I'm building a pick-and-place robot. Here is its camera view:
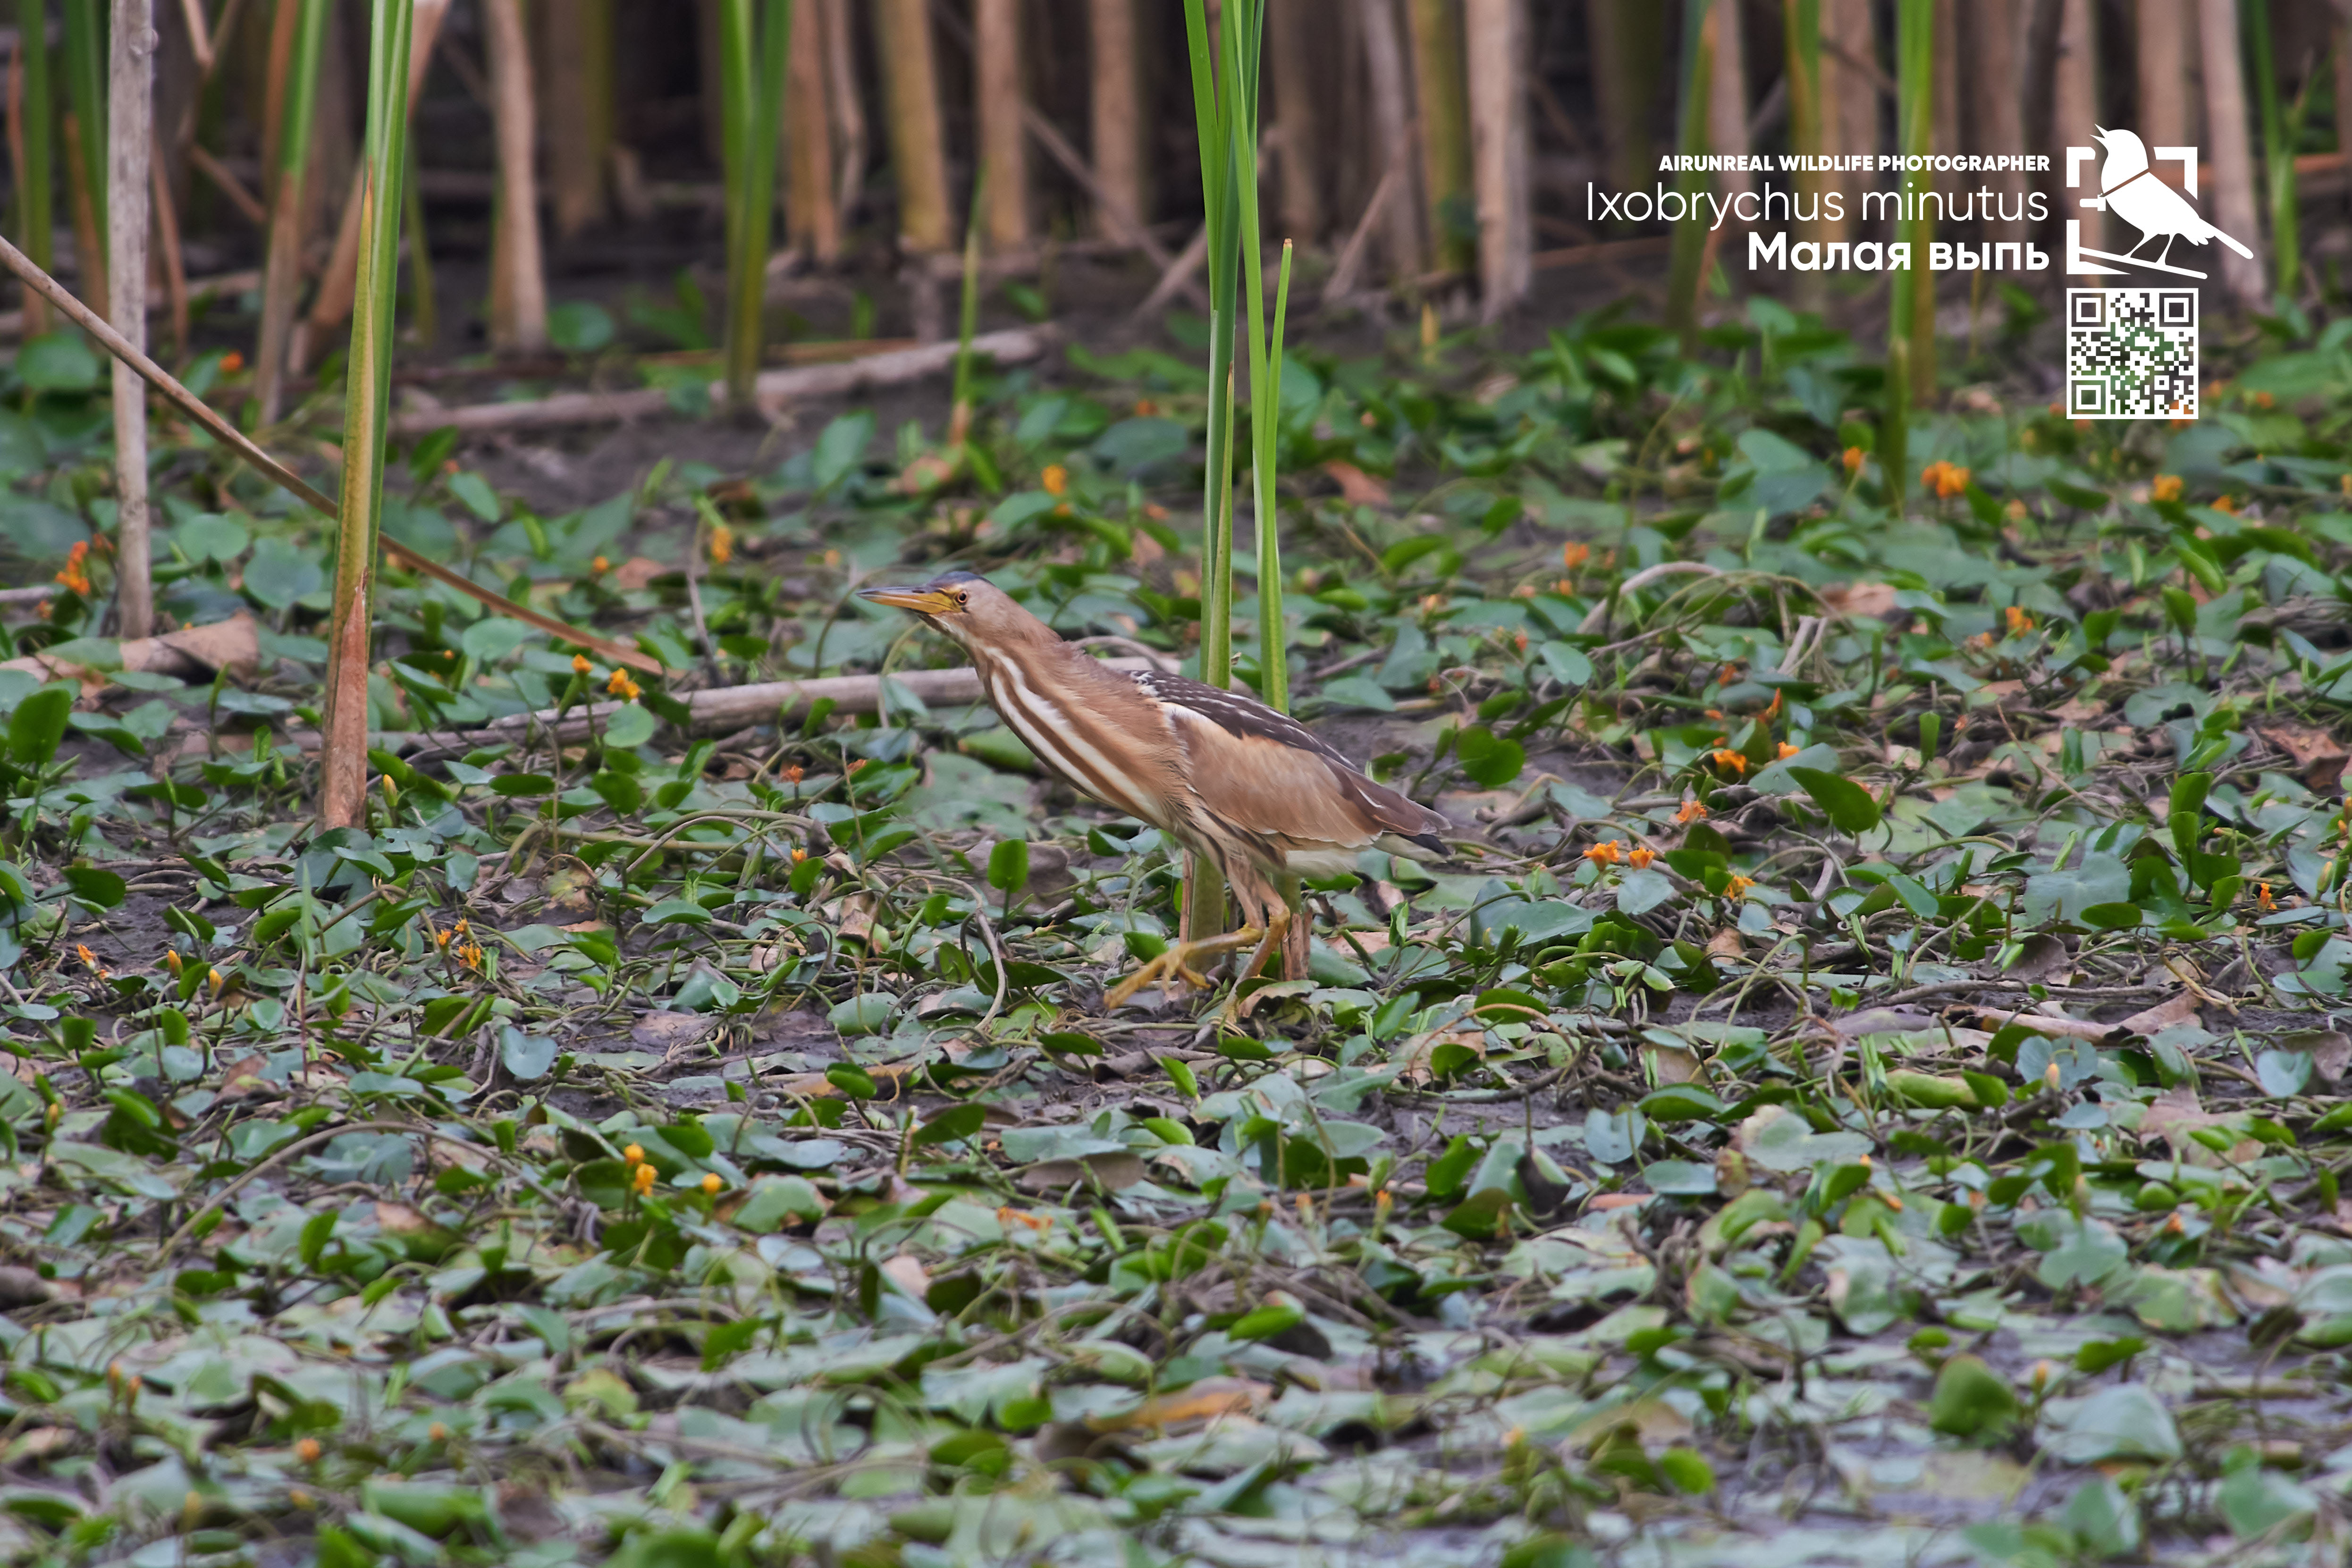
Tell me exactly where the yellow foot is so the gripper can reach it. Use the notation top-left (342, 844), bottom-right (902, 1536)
top-left (1105, 927), bottom-right (1263, 1008)
top-left (1220, 910), bottom-right (1296, 1024)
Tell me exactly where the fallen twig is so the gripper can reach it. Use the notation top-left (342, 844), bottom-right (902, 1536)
top-left (390, 328), bottom-right (1054, 436)
top-left (394, 654), bottom-right (1173, 757)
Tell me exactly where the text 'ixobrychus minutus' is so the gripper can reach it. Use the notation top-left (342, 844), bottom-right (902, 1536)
top-left (859, 572), bottom-right (1449, 1008)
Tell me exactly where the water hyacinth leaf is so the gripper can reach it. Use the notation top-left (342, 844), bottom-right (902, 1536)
top-left (500, 1028), bottom-right (558, 1080)
top-left (1785, 766), bottom-right (1881, 834)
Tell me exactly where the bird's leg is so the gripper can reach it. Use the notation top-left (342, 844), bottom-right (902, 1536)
top-left (2156, 233), bottom-right (2177, 268)
top-left (1226, 905), bottom-right (1294, 1021)
top-left (1105, 925), bottom-right (1264, 1008)
top-left (1273, 873), bottom-right (1310, 981)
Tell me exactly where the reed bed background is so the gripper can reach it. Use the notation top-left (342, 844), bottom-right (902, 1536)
top-left (0, 0), bottom-right (2350, 830)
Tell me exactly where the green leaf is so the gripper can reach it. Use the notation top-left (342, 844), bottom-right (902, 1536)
top-left (1785, 766), bottom-right (1881, 834)
top-left (9, 686), bottom-right (70, 769)
top-left (914, 1103), bottom-right (986, 1147)
top-left (62, 866), bottom-right (124, 909)
top-left (825, 1062), bottom-right (877, 1099)
top-left (2170, 769), bottom-right (2212, 862)
top-left (1455, 725), bottom-right (1526, 788)
top-left (986, 837), bottom-right (1030, 899)
top-left (1926, 1353), bottom-right (2018, 1441)
top-left (500, 1027), bottom-right (558, 1080)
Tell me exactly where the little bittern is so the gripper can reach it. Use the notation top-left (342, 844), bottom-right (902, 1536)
top-left (859, 572), bottom-right (1448, 1007)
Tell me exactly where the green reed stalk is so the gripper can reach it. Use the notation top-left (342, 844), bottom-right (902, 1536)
top-left (2246, 0), bottom-right (2296, 298)
top-left (59, 0), bottom-right (102, 298)
top-left (1884, 0), bottom-right (1932, 502)
top-left (255, 0), bottom-right (328, 422)
top-left (15, 0), bottom-right (54, 337)
top-left (950, 163), bottom-right (986, 442)
top-left (1180, 0), bottom-right (1273, 940)
top-left (720, 0), bottom-right (792, 411)
top-left (318, 0), bottom-right (411, 830)
top-left (1664, 0), bottom-right (1716, 352)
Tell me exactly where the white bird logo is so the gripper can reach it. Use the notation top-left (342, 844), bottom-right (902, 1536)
top-left (2084, 126), bottom-right (2254, 270)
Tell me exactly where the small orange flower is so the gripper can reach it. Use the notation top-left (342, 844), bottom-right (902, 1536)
top-left (75, 943), bottom-right (98, 970)
top-left (1921, 460), bottom-right (1971, 499)
top-left (1711, 748), bottom-right (1749, 775)
top-left (428, 1423), bottom-right (448, 1442)
top-left (1718, 663), bottom-right (1740, 686)
top-left (591, 555), bottom-right (611, 575)
top-left (2004, 605), bottom-right (2034, 636)
top-left (607, 669), bottom-right (642, 702)
top-left (997, 1207), bottom-right (1053, 1232)
top-left (2257, 882), bottom-right (2276, 913)
top-left (1625, 844), bottom-right (1656, 869)
top-left (707, 523), bottom-right (734, 566)
top-left (571, 654), bottom-right (592, 676)
top-left (632, 1162), bottom-right (657, 1196)
top-left (1724, 873), bottom-right (1755, 898)
top-left (1842, 446), bottom-right (1865, 475)
top-left (2213, 496), bottom-right (2239, 515)
top-left (1041, 464), bottom-right (1069, 497)
top-left (624, 1144), bottom-right (646, 1165)
top-left (1561, 541), bottom-right (1592, 570)
top-left (784, 765), bottom-right (805, 784)
top-left (218, 351), bottom-right (244, 374)
top-left (1674, 798), bottom-right (1708, 824)
top-left (790, 847), bottom-right (807, 863)
top-left (1777, 741), bottom-right (1801, 759)
top-left (1583, 841), bottom-right (1622, 866)
top-left (700, 1172), bottom-right (723, 1194)
top-left (54, 540), bottom-right (91, 595)
top-left (295, 1437), bottom-right (321, 1464)
top-left (2152, 474), bottom-right (2183, 503)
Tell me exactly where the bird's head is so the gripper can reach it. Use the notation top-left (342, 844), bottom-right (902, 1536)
top-left (2093, 126), bottom-right (2150, 169)
top-left (857, 570), bottom-right (1035, 650)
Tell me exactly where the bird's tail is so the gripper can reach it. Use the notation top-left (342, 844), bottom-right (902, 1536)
top-left (2215, 228), bottom-right (2255, 259)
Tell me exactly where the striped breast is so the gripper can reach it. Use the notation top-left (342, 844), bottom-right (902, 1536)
top-left (970, 646), bottom-right (1172, 829)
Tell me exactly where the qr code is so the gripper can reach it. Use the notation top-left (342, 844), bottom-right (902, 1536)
top-left (2065, 288), bottom-right (2198, 419)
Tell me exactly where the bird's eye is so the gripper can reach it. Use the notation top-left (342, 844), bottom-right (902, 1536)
top-left (955, 592), bottom-right (969, 607)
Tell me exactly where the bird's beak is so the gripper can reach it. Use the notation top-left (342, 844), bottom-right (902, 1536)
top-left (858, 585), bottom-right (958, 615)
top-left (2093, 127), bottom-right (2109, 146)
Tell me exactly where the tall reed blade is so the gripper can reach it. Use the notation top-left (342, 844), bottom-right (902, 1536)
top-left (720, 0), bottom-right (792, 410)
top-left (59, 0), bottom-right (104, 307)
top-left (1664, 0), bottom-right (1716, 352)
top-left (255, 0), bottom-right (328, 422)
top-left (1253, 241), bottom-right (1292, 714)
top-left (1884, 0), bottom-right (1932, 502)
top-left (1179, 0), bottom-right (1263, 943)
top-left (2246, 0), bottom-right (2296, 298)
top-left (319, 0), bottom-right (412, 830)
top-left (14, 0), bottom-right (54, 337)
top-left (949, 162), bottom-right (986, 443)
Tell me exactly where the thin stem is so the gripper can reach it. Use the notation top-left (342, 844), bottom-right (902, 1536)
top-left (319, 0), bottom-right (413, 829)
top-left (254, 0), bottom-right (328, 421)
top-left (14, 0), bottom-right (54, 338)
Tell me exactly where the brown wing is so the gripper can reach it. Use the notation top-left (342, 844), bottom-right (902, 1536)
top-left (1132, 671), bottom-right (1447, 852)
